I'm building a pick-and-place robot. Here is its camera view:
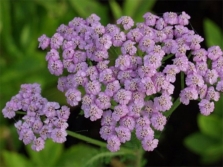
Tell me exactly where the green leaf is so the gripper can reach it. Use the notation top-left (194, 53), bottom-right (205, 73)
top-left (214, 93), bottom-right (223, 116)
top-left (56, 144), bottom-right (101, 167)
top-left (2, 150), bottom-right (33, 167)
top-left (184, 132), bottom-right (218, 155)
top-left (109, 0), bottom-right (122, 19)
top-left (26, 139), bottom-right (63, 167)
top-left (68, 0), bottom-right (109, 24)
top-left (123, 0), bottom-right (141, 17)
top-left (198, 114), bottom-right (222, 140)
top-left (133, 0), bottom-right (156, 22)
top-left (204, 19), bottom-right (223, 48)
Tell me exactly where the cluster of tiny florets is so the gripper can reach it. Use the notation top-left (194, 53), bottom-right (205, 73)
top-left (37, 11), bottom-right (223, 152)
top-left (2, 83), bottom-right (70, 151)
top-left (3, 11), bottom-right (222, 153)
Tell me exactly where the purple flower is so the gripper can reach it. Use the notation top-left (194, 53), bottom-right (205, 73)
top-left (57, 106), bottom-right (70, 120)
top-left (32, 119), bottom-right (43, 133)
top-left (100, 126), bottom-right (115, 140)
top-left (154, 31), bottom-right (167, 43)
top-left (198, 99), bottom-right (214, 116)
top-left (124, 78), bottom-right (140, 91)
top-left (154, 94), bottom-right (173, 112)
top-left (187, 34), bottom-right (204, 50)
top-left (113, 89), bottom-right (132, 105)
top-left (163, 12), bottom-right (178, 25)
top-left (117, 16), bottom-right (134, 30)
top-left (139, 77), bottom-right (156, 96)
top-left (43, 102), bottom-right (59, 118)
top-left (178, 11), bottom-right (190, 26)
top-left (163, 65), bottom-right (180, 83)
top-left (180, 87), bottom-right (198, 105)
top-left (46, 49), bottom-right (60, 61)
top-left (163, 26), bottom-right (174, 39)
top-left (51, 128), bottom-right (67, 143)
top-left (50, 33), bottom-right (64, 49)
top-left (93, 50), bottom-right (109, 62)
top-left (105, 80), bottom-right (121, 97)
top-left (216, 81), bottom-right (223, 92)
top-left (174, 25), bottom-right (189, 38)
top-left (96, 60), bottom-right (109, 72)
top-left (172, 56), bottom-right (189, 72)
top-left (171, 44), bottom-right (190, 57)
top-left (151, 112), bottom-right (167, 131)
top-left (86, 66), bottom-right (99, 81)
top-left (112, 31), bottom-right (126, 47)
top-left (136, 126), bottom-right (154, 140)
top-left (81, 94), bottom-right (95, 112)
top-left (121, 40), bottom-right (137, 56)
top-left (101, 110), bottom-right (116, 126)
top-left (142, 100), bottom-right (157, 118)
top-left (212, 57), bottom-right (223, 75)
top-left (39, 125), bottom-right (52, 140)
top-left (31, 137), bottom-right (45, 151)
top-left (207, 46), bottom-right (223, 61)
top-left (73, 50), bottom-right (86, 64)
top-left (105, 24), bottom-right (120, 35)
top-left (20, 128), bottom-right (35, 145)
top-left (99, 69), bottom-right (115, 84)
top-left (195, 62), bottom-right (208, 76)
top-left (198, 84), bottom-right (208, 99)
top-left (115, 55), bottom-right (131, 71)
top-left (107, 135), bottom-right (121, 152)
top-left (206, 86), bottom-right (220, 101)
top-left (86, 13), bottom-right (100, 25)
top-left (135, 116), bottom-right (150, 129)
top-left (96, 34), bottom-right (112, 50)
top-left (128, 102), bottom-right (144, 118)
top-left (186, 73), bottom-right (204, 87)
top-left (142, 138), bottom-right (158, 151)
top-left (152, 73), bottom-right (169, 92)
top-left (2, 101), bottom-right (16, 119)
top-left (192, 49), bottom-right (207, 62)
top-left (38, 34), bottom-right (50, 50)
top-left (65, 88), bottom-right (81, 106)
top-left (126, 28), bottom-right (143, 42)
top-left (138, 36), bottom-right (155, 53)
top-left (115, 126), bottom-right (131, 143)
top-left (85, 80), bottom-right (101, 95)
top-left (143, 12), bottom-right (159, 26)
top-left (204, 69), bottom-right (219, 85)
top-left (162, 39), bottom-right (177, 54)
top-left (112, 105), bottom-right (129, 121)
top-left (95, 92), bottom-right (111, 110)
top-left (144, 54), bottom-right (162, 69)
top-left (119, 116), bottom-right (135, 131)
top-left (155, 18), bottom-right (166, 30)
top-left (87, 104), bottom-right (103, 121)
top-left (48, 59), bottom-right (63, 76)
top-left (57, 76), bottom-right (68, 92)
top-left (137, 65), bottom-right (156, 78)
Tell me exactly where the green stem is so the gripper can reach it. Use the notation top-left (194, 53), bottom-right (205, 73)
top-left (85, 150), bottom-right (135, 167)
top-left (135, 146), bottom-right (144, 167)
top-left (67, 130), bottom-right (107, 148)
top-left (164, 97), bottom-right (181, 117)
top-left (16, 111), bottom-right (26, 115)
top-left (162, 54), bottom-right (174, 62)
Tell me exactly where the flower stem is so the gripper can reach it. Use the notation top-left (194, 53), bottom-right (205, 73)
top-left (164, 97), bottom-right (181, 117)
top-left (67, 130), bottom-right (107, 148)
top-left (16, 111), bottom-right (26, 115)
top-left (162, 54), bottom-right (174, 62)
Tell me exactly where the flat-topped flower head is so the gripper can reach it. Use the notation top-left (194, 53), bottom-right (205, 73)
top-left (117, 16), bottom-right (134, 30)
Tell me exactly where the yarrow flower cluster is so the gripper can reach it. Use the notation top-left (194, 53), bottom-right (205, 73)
top-left (3, 11), bottom-right (223, 153)
top-left (2, 83), bottom-right (70, 151)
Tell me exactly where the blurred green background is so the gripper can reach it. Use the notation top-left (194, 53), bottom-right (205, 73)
top-left (0, 0), bottom-right (222, 166)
